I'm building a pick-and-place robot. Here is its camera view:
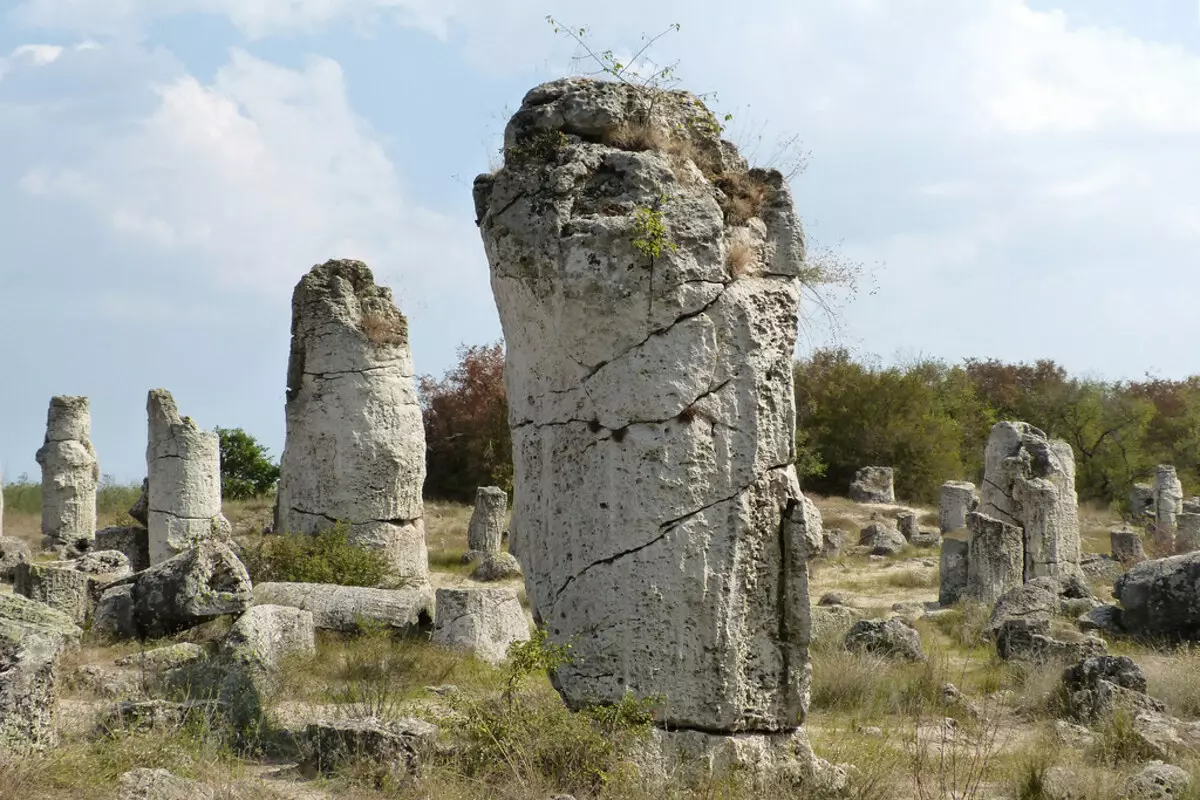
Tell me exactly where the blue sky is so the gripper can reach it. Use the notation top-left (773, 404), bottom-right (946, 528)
top-left (2, 0), bottom-right (1199, 484)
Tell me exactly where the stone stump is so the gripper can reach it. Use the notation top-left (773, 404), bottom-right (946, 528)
top-left (432, 587), bottom-right (530, 665)
top-left (939, 481), bottom-right (978, 534)
top-left (275, 260), bottom-right (428, 580)
top-left (965, 512), bottom-right (1023, 604)
top-left (35, 396), bottom-right (99, 551)
top-left (1153, 465), bottom-right (1184, 550)
top-left (146, 390), bottom-right (230, 565)
top-left (1130, 483), bottom-right (1155, 521)
top-left (466, 486), bottom-right (507, 558)
top-left (849, 467), bottom-right (894, 504)
top-left (939, 538), bottom-right (969, 606)
top-left (1110, 526), bottom-right (1146, 564)
top-left (1177, 512), bottom-right (1200, 554)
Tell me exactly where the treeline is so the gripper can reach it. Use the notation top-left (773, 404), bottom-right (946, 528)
top-left (421, 344), bottom-right (1200, 510)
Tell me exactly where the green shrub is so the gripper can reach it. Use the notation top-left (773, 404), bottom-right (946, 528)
top-left (240, 523), bottom-right (387, 587)
top-left (214, 427), bottom-right (279, 500)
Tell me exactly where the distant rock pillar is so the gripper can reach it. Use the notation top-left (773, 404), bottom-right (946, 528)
top-left (35, 396), bottom-right (99, 551)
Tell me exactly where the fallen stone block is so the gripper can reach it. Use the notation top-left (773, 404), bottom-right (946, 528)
top-left (222, 604), bottom-right (315, 673)
top-left (849, 466), bottom-right (894, 504)
top-left (470, 551), bottom-right (523, 582)
top-left (94, 526), bottom-right (150, 573)
top-left (297, 717), bottom-right (438, 782)
top-left (843, 617), bottom-right (925, 661)
top-left (252, 581), bottom-right (433, 633)
top-left (432, 587), bottom-right (530, 665)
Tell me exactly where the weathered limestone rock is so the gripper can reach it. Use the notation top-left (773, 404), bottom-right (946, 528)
top-left (979, 421), bottom-right (1081, 580)
top-left (296, 717), bottom-right (437, 782)
top-left (994, 617), bottom-right (1106, 663)
top-left (0, 594), bottom-right (81, 749)
top-left (843, 617), bottom-right (925, 661)
top-left (1153, 465), bottom-right (1184, 549)
top-left (94, 525), bottom-right (150, 573)
top-left (821, 528), bottom-right (846, 559)
top-left (1077, 604), bottom-right (1123, 636)
top-left (1131, 483), bottom-right (1156, 521)
top-left (118, 768), bottom-right (216, 800)
top-left (1061, 655), bottom-right (1155, 722)
top-left (1185, 497), bottom-right (1200, 515)
top-left (432, 587), bottom-right (530, 665)
top-left (475, 78), bottom-right (817, 732)
top-left (14, 561), bottom-right (93, 625)
top-left (222, 604), bottom-right (315, 673)
top-left (859, 521), bottom-right (906, 556)
top-left (965, 512), bottom-right (1023, 604)
top-left (1123, 761), bottom-right (1191, 800)
top-left (809, 605), bottom-right (859, 645)
top-left (939, 481), bottom-right (978, 534)
top-left (93, 584), bottom-right (136, 640)
top-left (849, 467), bottom-right (894, 504)
top-left (1114, 551), bottom-right (1200, 641)
top-left (938, 538), bottom-right (970, 606)
top-left (896, 510), bottom-right (918, 541)
top-left (1177, 512), bottom-right (1200, 554)
top-left (35, 396), bottom-right (99, 550)
top-left (467, 486), bottom-right (507, 556)
top-left (146, 389), bottom-right (230, 565)
top-left (275, 260), bottom-right (428, 580)
top-left (128, 478), bottom-right (149, 527)
top-left (252, 582), bottom-right (433, 633)
top-left (470, 551), bottom-right (523, 582)
top-left (1111, 525), bottom-right (1147, 564)
top-left (0, 536), bottom-right (31, 581)
top-left (114, 643), bottom-right (206, 671)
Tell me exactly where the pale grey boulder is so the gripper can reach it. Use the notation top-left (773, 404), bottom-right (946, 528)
top-left (0, 536), bottom-right (30, 581)
top-left (849, 466), bottom-right (894, 504)
top-left (14, 561), bottom-right (93, 625)
top-left (94, 525), bottom-right (150, 573)
top-left (146, 389), bottom-right (230, 565)
top-left (1114, 551), bottom-right (1200, 640)
top-left (470, 551), bottom-right (523, 582)
top-left (859, 521), bottom-right (905, 556)
top-left (1061, 655), bottom-right (1156, 722)
top-left (994, 616), bottom-right (1106, 663)
top-left (1111, 525), bottom-right (1147, 564)
top-left (1177, 512), bottom-right (1200, 554)
top-left (35, 395), bottom-right (99, 551)
top-left (1153, 465), bottom-right (1184, 549)
top-left (476, 77), bottom-right (817, 732)
top-left (92, 584), bottom-right (137, 640)
top-left (938, 538), bottom-right (969, 606)
top-left (843, 617), bottom-right (925, 661)
top-left (275, 260), bottom-right (428, 580)
top-left (118, 768), bottom-right (216, 800)
top-left (115, 643), bottom-right (207, 671)
top-left (297, 717), bottom-right (437, 782)
top-left (896, 510), bottom-right (918, 541)
top-left (222, 604), bottom-right (315, 673)
top-left (1123, 761), bottom-right (1191, 800)
top-left (965, 512), bottom-right (1023, 604)
top-left (939, 481), bottom-right (978, 533)
top-left (821, 528), bottom-right (846, 559)
top-left (252, 581), bottom-right (433, 633)
top-left (0, 594), bottom-right (81, 750)
top-left (467, 486), bottom-right (507, 555)
top-left (432, 587), bottom-right (530, 665)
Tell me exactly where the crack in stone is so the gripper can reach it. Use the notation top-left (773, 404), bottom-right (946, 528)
top-left (512, 377), bottom-right (733, 432)
top-left (288, 507), bottom-right (419, 528)
top-left (551, 529), bottom-right (671, 605)
top-left (981, 476), bottom-right (1023, 527)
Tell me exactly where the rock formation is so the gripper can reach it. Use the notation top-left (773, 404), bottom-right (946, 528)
top-left (275, 260), bottom-right (428, 580)
top-left (251, 582), bottom-right (433, 633)
top-left (1177, 512), bottom-right (1200, 554)
top-left (849, 466), bottom-right (895, 504)
top-left (432, 587), bottom-right (531, 665)
top-left (35, 396), bottom-right (99, 551)
top-left (465, 486), bottom-right (507, 560)
top-left (146, 390), bottom-right (230, 565)
top-left (1153, 464), bottom-right (1184, 549)
top-left (1110, 525), bottom-right (1146, 564)
top-left (474, 78), bottom-right (817, 735)
top-left (939, 538), bottom-right (969, 606)
top-left (965, 512), bottom-right (1023, 604)
top-left (939, 481), bottom-right (978, 533)
top-left (979, 421), bottom-right (1081, 580)
top-left (1114, 551), bottom-right (1200, 641)
top-left (1130, 483), bottom-right (1155, 521)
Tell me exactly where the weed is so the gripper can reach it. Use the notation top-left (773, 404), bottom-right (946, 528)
top-left (359, 308), bottom-right (407, 347)
top-left (632, 198), bottom-right (676, 261)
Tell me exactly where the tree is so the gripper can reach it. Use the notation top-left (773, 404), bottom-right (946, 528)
top-left (419, 342), bottom-right (512, 502)
top-left (214, 427), bottom-right (280, 500)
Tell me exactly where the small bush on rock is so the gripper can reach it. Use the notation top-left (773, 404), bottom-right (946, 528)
top-left (241, 523), bottom-right (387, 587)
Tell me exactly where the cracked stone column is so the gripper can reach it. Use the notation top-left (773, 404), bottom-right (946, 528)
top-left (146, 389), bottom-right (230, 565)
top-left (939, 481), bottom-right (978, 534)
top-left (466, 486), bottom-right (507, 558)
top-left (35, 396), bottom-right (99, 551)
top-left (979, 421), bottom-right (1081, 580)
top-left (965, 512), bottom-right (1023, 604)
top-left (1153, 464), bottom-right (1183, 550)
top-left (474, 78), bottom-right (816, 735)
top-left (275, 260), bottom-right (428, 580)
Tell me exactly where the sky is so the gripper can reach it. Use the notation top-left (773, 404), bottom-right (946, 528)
top-left (1, 0), bottom-right (1199, 484)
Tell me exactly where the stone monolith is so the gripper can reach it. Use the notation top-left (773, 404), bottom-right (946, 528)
top-left (939, 481), bottom-right (978, 534)
top-left (35, 396), bottom-right (99, 551)
top-left (1177, 512), bottom-right (1200, 554)
top-left (1153, 464), bottom-right (1183, 550)
top-left (146, 389), bottom-right (230, 565)
top-left (275, 260), bottom-right (428, 580)
top-left (979, 421), bottom-right (1081, 580)
top-left (965, 512), bottom-right (1023, 604)
top-left (466, 486), bottom-right (507, 558)
top-left (474, 77), bottom-right (816, 735)
top-left (1130, 483), bottom-right (1155, 521)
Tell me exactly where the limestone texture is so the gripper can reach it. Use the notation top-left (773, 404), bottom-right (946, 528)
top-left (35, 396), bottom-right (99, 549)
top-left (470, 551), bottom-right (523, 582)
top-left (1131, 483), bottom-right (1156, 521)
top-left (938, 538), bottom-right (969, 606)
top-left (979, 421), bottom-right (1081, 580)
top-left (896, 510), bottom-right (918, 541)
top-left (1111, 526), bottom-right (1147, 564)
top-left (297, 717), bottom-right (437, 782)
top-left (14, 561), bottom-right (93, 625)
top-left (467, 486), bottom-right (507, 555)
top-left (965, 512), bottom-right (1023, 604)
top-left (94, 526), bottom-right (150, 573)
top-left (146, 389), bottom-right (230, 565)
top-left (252, 581), bottom-right (433, 633)
top-left (222, 604), bottom-right (315, 673)
top-left (1153, 465), bottom-right (1184, 547)
top-left (939, 481), bottom-right (978, 534)
top-left (432, 587), bottom-right (530, 665)
top-left (0, 594), bottom-right (81, 749)
top-left (859, 521), bottom-right (906, 556)
top-left (118, 768), bottom-right (216, 800)
top-left (849, 467), bottom-right (894, 504)
top-left (1114, 551), bottom-right (1200, 640)
top-left (474, 77), bottom-right (817, 733)
top-left (843, 617), bottom-right (925, 661)
top-left (1123, 761), bottom-right (1191, 800)
top-left (1177, 512), bottom-right (1200, 554)
top-left (275, 259), bottom-right (428, 579)
top-left (0, 536), bottom-right (31, 581)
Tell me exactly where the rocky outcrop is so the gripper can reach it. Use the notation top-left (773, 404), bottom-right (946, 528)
top-left (0, 594), bottom-right (81, 749)
top-left (118, 768), bottom-right (216, 800)
top-left (1114, 551), bottom-right (1200, 641)
top-left (1061, 655), bottom-right (1157, 722)
top-left (94, 526), bottom-right (150, 573)
top-left (859, 521), bottom-right (906, 556)
top-left (849, 467), bottom-right (894, 504)
top-left (965, 512), bottom-right (1023, 604)
top-left (35, 396), bottom-right (99, 551)
top-left (1111, 525), bottom-right (1147, 564)
top-left (938, 538), bottom-right (969, 606)
top-left (251, 582), bottom-right (433, 633)
top-left (1124, 762), bottom-right (1191, 800)
top-left (432, 587), bottom-right (530, 665)
top-left (939, 481), bottom-right (978, 533)
top-left (275, 260), bottom-right (428, 579)
top-left (843, 617), bottom-right (925, 661)
top-left (0, 536), bottom-right (30, 581)
top-left (296, 717), bottom-right (437, 783)
top-left (475, 77), bottom-right (815, 733)
top-left (1153, 465), bottom-right (1184, 548)
top-left (1131, 482), bottom-right (1155, 522)
top-left (980, 421), bottom-right (1081, 581)
top-left (146, 390), bottom-right (230, 565)
top-left (222, 604), bottom-right (315, 674)
top-left (466, 486), bottom-right (507, 558)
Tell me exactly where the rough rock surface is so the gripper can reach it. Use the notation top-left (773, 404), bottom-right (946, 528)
top-left (0, 594), bottom-right (81, 749)
top-left (1114, 551), bottom-right (1200, 640)
top-left (117, 768), bottom-right (216, 800)
top-left (1111, 525), bottom-right (1147, 564)
top-left (849, 467), bottom-right (895, 504)
top-left (128, 478), bottom-right (149, 527)
top-left (1153, 465), bottom-right (1184, 548)
top-left (1176, 512), bottom-right (1200, 554)
top-left (860, 522), bottom-right (906, 556)
top-left (1061, 655), bottom-right (1157, 722)
top-left (222, 604), bottom-right (315, 673)
top-left (939, 538), bottom-right (969, 606)
top-left (0, 536), bottom-right (31, 580)
top-left (470, 551), bottom-right (523, 582)
top-left (104, 541), bottom-right (252, 639)
top-left (146, 389), bottom-right (230, 565)
top-left (252, 581), bottom-right (433, 633)
top-left (1131, 482), bottom-right (1156, 521)
top-left (988, 577), bottom-right (1062, 634)
top-left (965, 512), bottom-right (1024, 604)
top-left (896, 510), bottom-right (918, 541)
top-left (95, 525), bottom-right (150, 573)
top-left (979, 421), bottom-right (1081, 580)
top-left (1077, 604), bottom-right (1123, 635)
top-left (810, 605), bottom-right (859, 644)
top-left (35, 396), bottom-right (99, 550)
top-left (93, 584), bottom-right (137, 640)
top-left (475, 77), bottom-right (817, 732)
top-left (275, 259), bottom-right (428, 579)
top-left (821, 528), bottom-right (846, 559)
top-left (939, 481), bottom-right (979, 534)
top-left (14, 561), bottom-right (94, 625)
top-left (1186, 497), bottom-right (1200, 515)
top-left (843, 617), bottom-right (925, 661)
top-left (114, 643), bottom-right (206, 671)
top-left (1123, 761), bottom-right (1192, 799)
top-left (297, 717), bottom-right (437, 781)
top-left (432, 587), bottom-right (530, 665)
top-left (994, 617), bottom-right (1106, 663)
top-left (467, 486), bottom-right (507, 555)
